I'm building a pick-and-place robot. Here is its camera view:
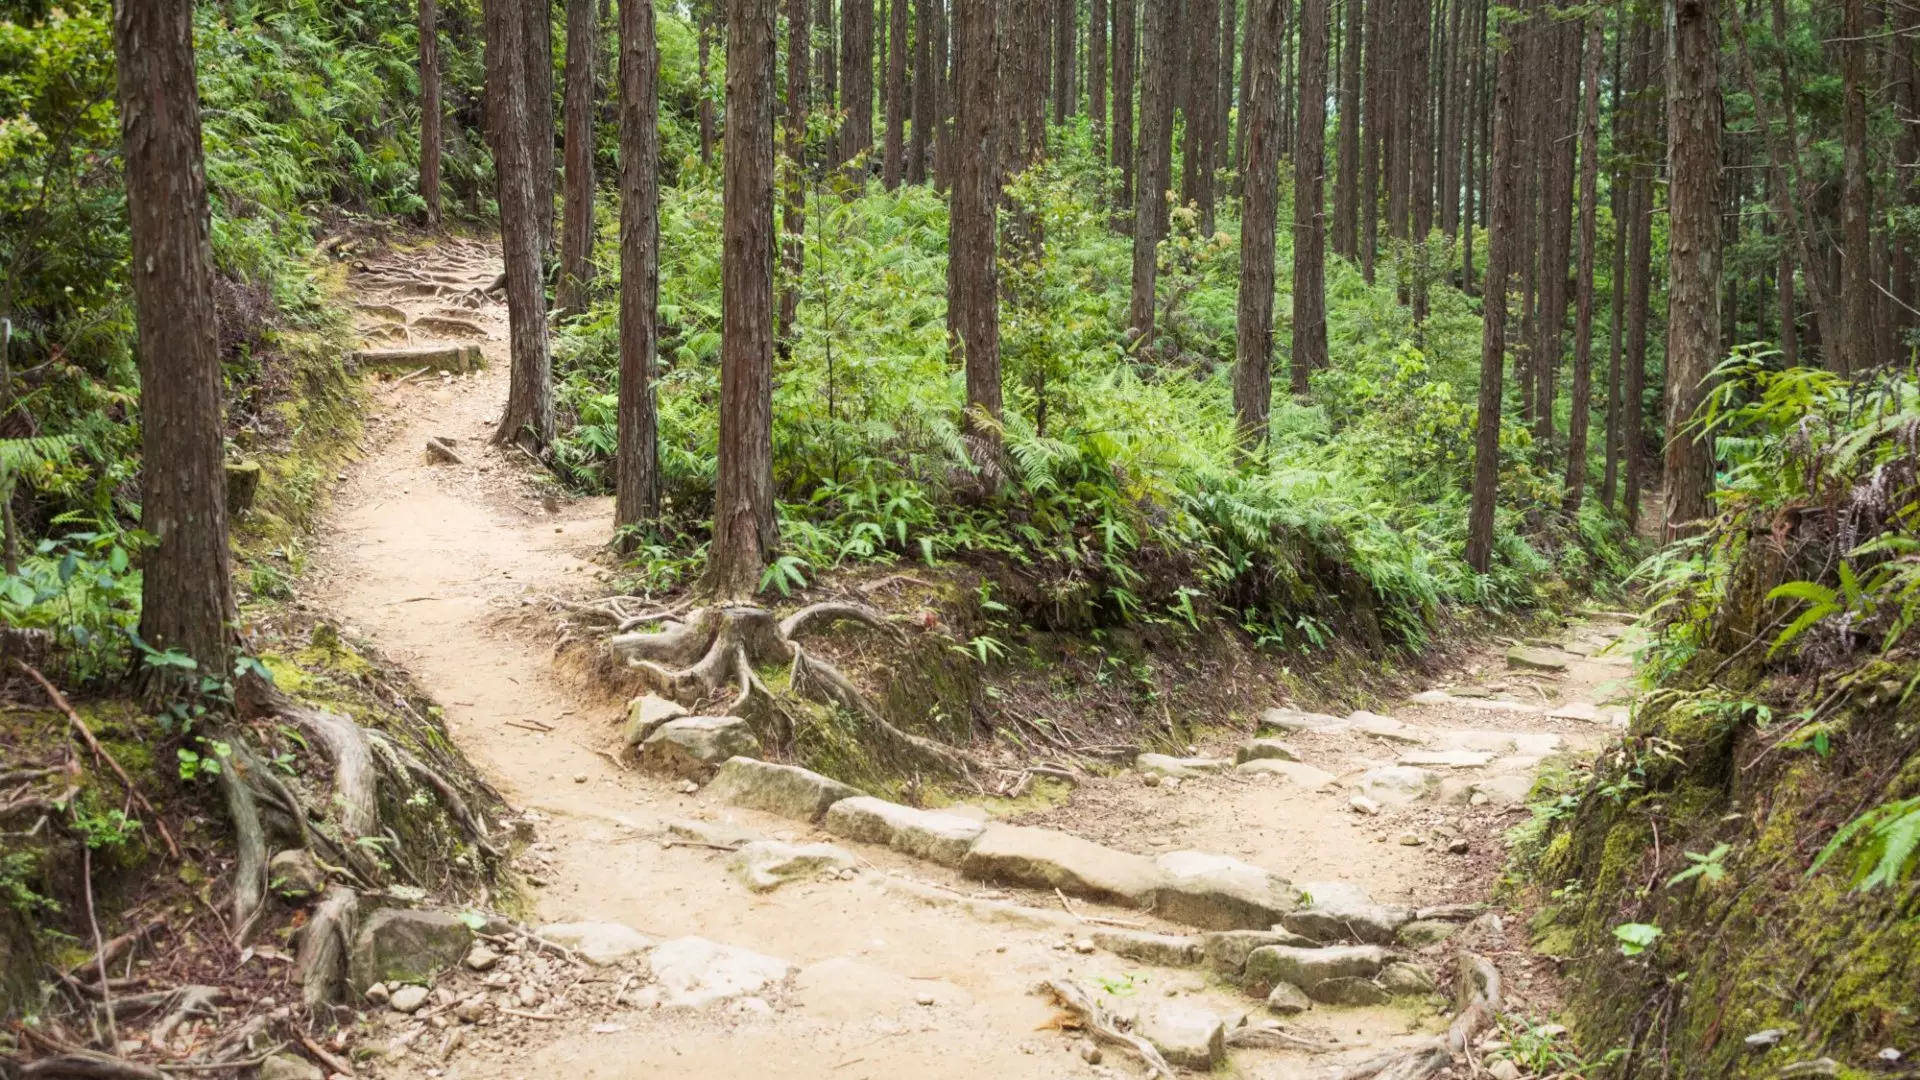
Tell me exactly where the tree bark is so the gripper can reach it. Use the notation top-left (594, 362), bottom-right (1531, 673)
top-left (1562, 8), bottom-right (1601, 515)
top-left (1602, 2), bottom-right (1625, 509)
top-left (1092, 0), bottom-right (1110, 161)
top-left (1236, 0), bottom-right (1284, 449)
top-left (524, 0), bottom-right (556, 251)
top-left (710, 0), bottom-right (781, 598)
top-left (615, 0), bottom-right (661, 533)
top-left (1838, 0), bottom-right (1872, 373)
top-left (1361, 0), bottom-right (1383, 278)
top-left (1114, 0), bottom-right (1137, 208)
top-left (488, 0), bottom-right (556, 449)
top-left (1661, 0), bottom-right (1721, 539)
top-left (1219, 0), bottom-right (1237, 170)
top-left (1129, 0), bottom-right (1176, 340)
top-left (885, 0), bottom-right (909, 186)
top-left (559, 0), bottom-right (598, 315)
top-left (782, 0), bottom-right (812, 339)
top-left (700, 14), bottom-right (716, 164)
top-left (1055, 0), bottom-right (1076, 124)
top-left (1182, 0), bottom-right (1221, 232)
top-left (950, 0), bottom-right (1004, 464)
top-left (115, 0), bottom-right (238, 677)
top-left (911, 0), bottom-right (935, 182)
top-left (1291, 0), bottom-right (1330, 392)
top-left (1465, 0), bottom-right (1522, 574)
top-left (841, 0), bottom-right (875, 173)
top-left (1622, 18), bottom-right (1655, 530)
top-left (420, 0), bottom-right (442, 226)
top-left (1333, 0), bottom-right (1362, 257)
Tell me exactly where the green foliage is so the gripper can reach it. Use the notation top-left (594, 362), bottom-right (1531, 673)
top-left (1809, 797), bottom-right (1920, 893)
top-left (0, 525), bottom-right (144, 680)
top-left (1612, 921), bottom-right (1663, 955)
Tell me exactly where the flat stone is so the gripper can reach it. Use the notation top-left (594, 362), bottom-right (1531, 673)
top-left (463, 945), bottom-right (500, 971)
top-left (535, 922), bottom-right (655, 965)
top-left (1435, 730), bottom-right (1565, 756)
top-left (351, 909), bottom-right (474, 993)
top-left (1135, 753), bottom-right (1229, 778)
top-left (1351, 765), bottom-right (1440, 806)
top-left (1398, 920), bottom-right (1461, 947)
top-left (1379, 962), bottom-right (1438, 996)
top-left (1312, 976), bottom-right (1391, 1006)
top-left (1345, 711), bottom-right (1430, 745)
top-left (1260, 707), bottom-right (1346, 732)
top-left (1473, 773), bottom-right (1536, 805)
top-left (257, 1053), bottom-right (325, 1080)
top-left (641, 716), bottom-right (763, 779)
top-left (1234, 738), bottom-right (1301, 764)
top-left (623, 693), bottom-right (689, 747)
top-left (1265, 982), bottom-right (1313, 1015)
top-left (703, 757), bottom-right (863, 822)
top-left (1090, 930), bottom-right (1204, 967)
top-left (1415, 903), bottom-right (1487, 922)
top-left (1409, 690), bottom-right (1543, 715)
top-left (1280, 899), bottom-right (1412, 946)
top-left (388, 984), bottom-right (430, 1013)
top-left (1150, 851), bottom-right (1295, 930)
top-left (1295, 880), bottom-right (1373, 908)
top-left (824, 796), bottom-right (987, 867)
top-left (1201, 929), bottom-right (1318, 974)
top-left (666, 818), bottom-right (762, 847)
top-left (1398, 749), bottom-right (1497, 769)
top-left (1243, 945), bottom-right (1388, 994)
top-left (1233, 759), bottom-right (1336, 789)
top-left (792, 957), bottom-right (968, 1021)
top-left (269, 849), bottom-right (326, 900)
top-left (1133, 1001), bottom-right (1226, 1070)
top-left (649, 937), bottom-right (794, 1008)
top-left (1547, 701), bottom-right (1602, 722)
top-left (728, 840), bottom-right (856, 892)
top-left (959, 825), bottom-right (1163, 906)
top-left (1506, 645), bottom-right (1569, 672)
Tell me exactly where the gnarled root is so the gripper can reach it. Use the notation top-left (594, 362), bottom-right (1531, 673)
top-left (214, 739), bottom-right (269, 942)
top-left (1040, 979), bottom-right (1176, 1080)
top-left (789, 646), bottom-right (979, 778)
top-left (609, 607), bottom-right (718, 666)
top-left (294, 887), bottom-right (359, 1011)
top-left (1336, 949), bottom-right (1503, 1080)
top-left (146, 985), bottom-right (226, 1052)
top-left (779, 602), bottom-right (898, 642)
top-left (279, 703), bottom-right (379, 839)
top-left (367, 733), bottom-right (503, 858)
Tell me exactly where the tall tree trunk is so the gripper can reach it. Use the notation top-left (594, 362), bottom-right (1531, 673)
top-left (1465, 0), bottom-right (1522, 574)
top-left (1563, 8), bottom-right (1601, 515)
top-left (1438, 0), bottom-right (1461, 233)
top-left (1461, 0), bottom-right (1481, 290)
top-left (700, 15), bottom-right (716, 164)
top-left (1219, 0), bottom-right (1238, 170)
top-left (1236, 0), bottom-right (1284, 448)
top-left (1291, 0), bottom-right (1330, 392)
top-left (841, 0), bottom-right (875, 173)
top-left (1092, 0), bottom-right (1110, 161)
top-left (1838, 0), bottom-right (1872, 373)
top-left (934, 0), bottom-right (953, 189)
top-left (885, 0), bottom-right (909, 185)
top-left (115, 0), bottom-right (237, 676)
top-left (1406, 0), bottom-right (1432, 244)
top-left (1114, 0), bottom-right (1137, 207)
top-left (489, 0), bottom-right (556, 450)
top-left (1182, 0), bottom-right (1220, 232)
top-left (781, 0), bottom-right (812, 340)
top-left (616, 0), bottom-right (661, 533)
top-left (1602, 1), bottom-right (1625, 509)
top-left (1333, 0), bottom-right (1362, 257)
top-left (420, 0), bottom-right (442, 226)
top-left (711, 0), bottom-right (780, 599)
top-left (1130, 0), bottom-right (1177, 339)
top-left (951, 0), bottom-right (1004, 464)
top-left (1661, 0), bottom-right (1720, 539)
top-left (910, 0), bottom-right (934, 182)
top-left (819, 0), bottom-right (839, 154)
top-left (1361, 0), bottom-right (1382, 278)
top-left (1055, 0), bottom-right (1075, 124)
top-left (524, 0), bottom-right (556, 251)
top-left (559, 0), bottom-right (598, 315)
top-left (1532, 17), bottom-right (1577, 454)
top-left (1622, 18), bottom-right (1655, 529)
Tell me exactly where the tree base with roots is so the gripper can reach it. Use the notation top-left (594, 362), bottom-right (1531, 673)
top-left (609, 601), bottom-right (983, 780)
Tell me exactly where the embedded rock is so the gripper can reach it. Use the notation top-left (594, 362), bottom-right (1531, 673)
top-left (1260, 707), bottom-right (1346, 733)
top-left (1265, 982), bottom-right (1313, 1016)
top-left (1351, 765), bottom-right (1440, 806)
top-left (1397, 749), bottom-right (1497, 769)
top-left (641, 716), bottom-right (763, 779)
top-left (1243, 945), bottom-right (1388, 994)
top-left (728, 840), bottom-right (856, 892)
top-left (1135, 753), bottom-right (1229, 779)
top-left (1312, 976), bottom-right (1391, 1006)
top-left (703, 757), bottom-right (862, 822)
top-left (1133, 1001), bottom-right (1227, 1070)
top-left (1344, 711), bottom-right (1430, 745)
top-left (1396, 920), bottom-right (1462, 947)
top-left (623, 693), bottom-right (688, 747)
top-left (257, 1053), bottom-right (325, 1080)
top-left (388, 984), bottom-right (430, 1013)
top-left (1090, 930), bottom-right (1203, 967)
top-left (1234, 738), bottom-right (1301, 764)
top-left (649, 937), bottom-right (794, 1008)
top-left (269, 849), bottom-right (326, 900)
top-left (1378, 962), bottom-right (1438, 996)
top-left (1233, 759), bottom-right (1336, 789)
top-left (536, 922), bottom-right (655, 966)
top-left (350, 909), bottom-right (474, 993)
top-left (1201, 929), bottom-right (1318, 974)
top-left (1506, 645), bottom-right (1569, 672)
top-left (823, 796), bottom-right (987, 867)
top-left (1149, 851), bottom-right (1295, 930)
top-left (959, 825), bottom-right (1163, 906)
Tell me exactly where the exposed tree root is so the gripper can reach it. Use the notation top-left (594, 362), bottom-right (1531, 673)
top-left (213, 739), bottom-right (269, 942)
top-left (276, 703), bottom-right (379, 838)
top-left (145, 985), bottom-right (225, 1051)
top-left (366, 733), bottom-right (502, 858)
top-left (1335, 949), bottom-right (1504, 1080)
top-left (294, 887), bottom-right (358, 1011)
top-left (17, 1051), bottom-right (165, 1079)
top-left (1040, 978), bottom-right (1177, 1080)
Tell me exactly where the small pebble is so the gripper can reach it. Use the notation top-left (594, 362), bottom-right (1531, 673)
top-left (365, 983), bottom-right (392, 1006)
top-left (466, 945), bottom-right (500, 971)
top-left (1448, 838), bottom-right (1471, 854)
top-left (1349, 795), bottom-right (1382, 816)
top-left (1076, 1039), bottom-right (1103, 1064)
top-left (678, 779), bottom-right (699, 794)
top-left (1397, 832), bottom-right (1425, 847)
top-left (1141, 773), bottom-right (1161, 787)
top-left (914, 992), bottom-right (935, 1006)
top-left (1072, 938), bottom-right (1096, 954)
top-left (573, 773), bottom-right (588, 784)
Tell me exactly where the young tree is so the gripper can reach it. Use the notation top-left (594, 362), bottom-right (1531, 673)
top-left (487, 0), bottom-right (556, 449)
top-left (781, 0), bottom-right (812, 339)
top-left (419, 0), bottom-right (442, 227)
top-left (1235, 0), bottom-right (1285, 449)
top-left (1465, 0), bottom-right (1523, 574)
top-left (1291, 0), bottom-right (1330, 392)
top-left (884, 0), bottom-right (909, 186)
top-left (1563, 8), bottom-right (1602, 514)
top-left (616, 0), bottom-right (661, 534)
top-left (524, 0), bottom-right (556, 250)
top-left (950, 0), bottom-right (1003, 465)
top-left (1621, 18), bottom-right (1656, 528)
top-left (115, 0), bottom-right (238, 677)
top-left (699, 11), bottom-right (716, 164)
top-left (710, 0), bottom-right (781, 598)
top-left (1129, 0), bottom-right (1176, 340)
top-left (559, 0), bottom-right (599, 315)
top-left (1661, 0), bottom-right (1722, 538)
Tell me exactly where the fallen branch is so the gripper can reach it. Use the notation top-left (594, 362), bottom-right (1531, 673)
top-left (1040, 979), bottom-right (1176, 1080)
top-left (147, 986), bottom-right (225, 1053)
top-left (154, 1044), bottom-right (287, 1073)
top-left (15, 662), bottom-right (180, 859)
top-left (19, 1052), bottom-right (166, 1079)
top-left (425, 438), bottom-right (465, 465)
top-left (299, 1037), bottom-right (354, 1076)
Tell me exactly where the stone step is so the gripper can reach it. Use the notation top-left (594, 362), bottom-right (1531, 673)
top-left (1407, 689), bottom-right (1544, 715)
top-left (702, 756), bottom-right (862, 821)
top-left (823, 796), bottom-right (987, 867)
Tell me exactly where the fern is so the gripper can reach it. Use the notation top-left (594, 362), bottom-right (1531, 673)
top-left (1809, 798), bottom-right (1920, 892)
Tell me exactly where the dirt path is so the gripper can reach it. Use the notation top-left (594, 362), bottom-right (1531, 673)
top-left (308, 241), bottom-right (1643, 1079)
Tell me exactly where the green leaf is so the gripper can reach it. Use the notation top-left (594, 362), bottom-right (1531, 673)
top-left (1613, 923), bottom-right (1662, 956)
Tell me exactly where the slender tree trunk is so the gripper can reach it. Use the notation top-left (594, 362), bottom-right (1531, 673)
top-left (911, 0), bottom-right (934, 182)
top-left (1236, 0), bottom-right (1284, 448)
top-left (1661, 0), bottom-right (1721, 539)
top-left (1182, 0), bottom-right (1221, 232)
top-left (885, 0), bottom-right (909, 185)
top-left (951, 0), bottom-right (1003, 464)
top-left (1438, 0), bottom-right (1461, 234)
top-left (1130, 0), bottom-right (1177, 339)
top-left (1361, 0), bottom-right (1382, 278)
top-left (525, 0), bottom-right (556, 251)
top-left (1461, 0), bottom-right (1481, 290)
top-left (1333, 0), bottom-right (1362, 257)
top-left (700, 15), bottom-right (716, 164)
top-left (1562, 8), bottom-right (1602, 515)
top-left (616, 0), bottom-right (661, 534)
top-left (1465, 0), bottom-right (1522, 574)
top-left (710, 0), bottom-right (780, 599)
top-left (489, 0), bottom-right (556, 449)
top-left (559, 0), bottom-right (598, 315)
top-left (781, 0), bottom-right (812, 340)
top-left (1532, 18), bottom-right (1577, 454)
top-left (1219, 0), bottom-right (1238, 170)
top-left (841, 0), bottom-right (875, 173)
top-left (820, 0), bottom-right (839, 157)
top-left (1601, 1), bottom-right (1625, 508)
top-left (1838, 0), bottom-right (1872, 373)
top-left (1407, 0), bottom-right (1432, 245)
top-left (1622, 18), bottom-right (1655, 529)
top-left (934, 0), bottom-right (953, 189)
top-left (115, 0), bottom-right (237, 676)
top-left (1092, 0), bottom-right (1110, 160)
top-left (1114, 0), bottom-right (1137, 207)
top-left (420, 0), bottom-right (442, 226)
top-left (1235, 0), bottom-right (1258, 174)
top-left (1292, 0), bottom-right (1330, 392)
top-left (1055, 0), bottom-right (1075, 124)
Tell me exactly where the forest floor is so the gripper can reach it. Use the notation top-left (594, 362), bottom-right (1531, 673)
top-left (304, 239), bottom-right (1647, 1079)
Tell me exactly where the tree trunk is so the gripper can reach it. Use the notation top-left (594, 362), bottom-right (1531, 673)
top-left (1465, 0), bottom-right (1522, 574)
top-left (1129, 0), bottom-right (1176, 340)
top-left (781, 0), bottom-right (812, 340)
top-left (885, 0), bottom-right (909, 185)
top-left (1092, 0), bottom-right (1110, 161)
top-left (700, 15), bottom-right (716, 165)
top-left (950, 0), bottom-right (1004, 465)
top-left (1601, 1), bottom-right (1625, 509)
top-left (1219, 0), bottom-right (1237, 170)
top-left (1333, 0), bottom-right (1362, 257)
top-left (420, 0), bottom-right (442, 227)
top-left (1838, 0), bottom-right (1872, 373)
top-left (1291, 0), bottom-right (1330, 392)
top-left (525, 0), bottom-right (556, 252)
top-left (841, 0), bottom-right (875, 173)
top-left (912, 0), bottom-right (935, 182)
top-left (1532, 17), bottom-right (1577, 454)
top-left (819, 0), bottom-right (839, 149)
top-left (559, 0), bottom-right (598, 315)
top-left (1661, 0), bottom-right (1720, 539)
top-left (1055, 0), bottom-right (1076, 124)
top-left (1360, 0), bottom-right (1382, 278)
top-left (1622, 17), bottom-right (1654, 529)
top-left (1562, 8), bottom-right (1601, 515)
top-left (1236, 0), bottom-right (1285, 448)
top-left (1182, 0), bottom-right (1221, 232)
top-left (934, 0), bottom-right (953, 189)
top-left (488, 0), bottom-right (556, 449)
top-left (1114, 0), bottom-right (1137, 208)
top-left (711, 0), bottom-right (781, 599)
top-left (616, 0), bottom-right (661, 533)
top-left (115, 0), bottom-right (238, 678)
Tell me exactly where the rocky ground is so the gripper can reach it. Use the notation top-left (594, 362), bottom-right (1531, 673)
top-left (228, 240), bottom-right (1647, 1080)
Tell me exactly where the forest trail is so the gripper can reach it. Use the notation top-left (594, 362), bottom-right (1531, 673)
top-left (308, 240), bottom-right (1647, 1079)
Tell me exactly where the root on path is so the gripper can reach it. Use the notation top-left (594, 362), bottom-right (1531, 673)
top-left (1335, 948), bottom-right (1504, 1080)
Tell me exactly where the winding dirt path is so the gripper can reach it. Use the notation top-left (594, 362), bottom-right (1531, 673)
top-left (307, 241), bottom-right (1642, 1079)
